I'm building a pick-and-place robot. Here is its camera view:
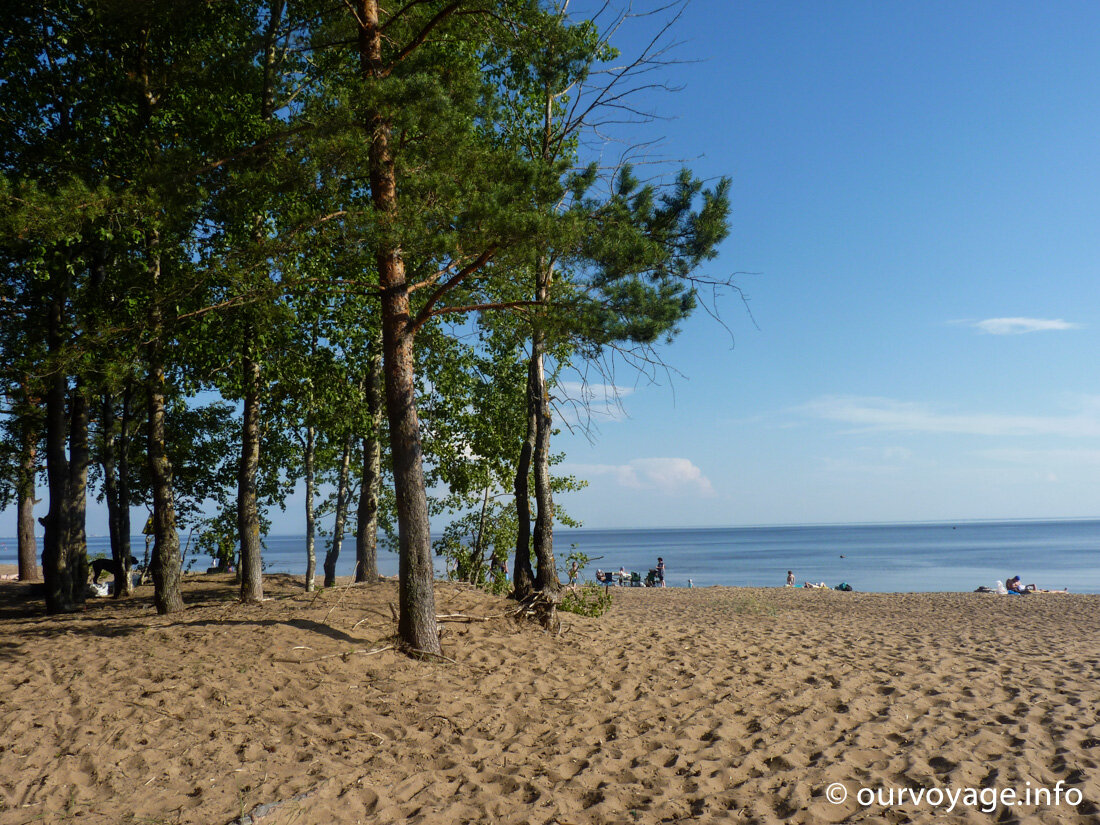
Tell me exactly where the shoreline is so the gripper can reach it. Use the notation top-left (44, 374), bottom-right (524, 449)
top-left (0, 564), bottom-right (1086, 596)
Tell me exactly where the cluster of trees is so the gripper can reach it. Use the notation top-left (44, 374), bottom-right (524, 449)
top-left (0, 0), bottom-right (731, 655)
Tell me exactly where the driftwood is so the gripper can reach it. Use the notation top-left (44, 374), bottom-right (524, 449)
top-left (276, 644), bottom-right (394, 664)
top-left (435, 611), bottom-right (513, 623)
top-left (225, 780), bottom-right (328, 824)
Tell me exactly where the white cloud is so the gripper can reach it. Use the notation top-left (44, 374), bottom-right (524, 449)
top-left (882, 446), bottom-right (914, 461)
top-left (802, 395), bottom-right (1100, 437)
top-left (556, 381), bottom-right (635, 402)
top-left (555, 381), bottom-right (635, 424)
top-left (976, 448), bottom-right (1100, 466)
top-left (971, 317), bottom-right (1081, 335)
top-left (567, 457), bottom-right (715, 497)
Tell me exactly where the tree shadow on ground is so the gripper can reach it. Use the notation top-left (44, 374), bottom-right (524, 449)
top-left (0, 577), bottom-right (367, 659)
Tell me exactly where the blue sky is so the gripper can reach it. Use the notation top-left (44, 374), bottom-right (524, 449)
top-left (553, 0), bottom-right (1100, 527)
top-left (4, 2), bottom-right (1100, 542)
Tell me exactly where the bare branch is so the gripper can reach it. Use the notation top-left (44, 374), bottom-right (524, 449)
top-left (408, 246), bottom-right (497, 333)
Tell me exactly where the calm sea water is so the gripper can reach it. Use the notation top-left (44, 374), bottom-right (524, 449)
top-left (3, 519), bottom-right (1099, 593)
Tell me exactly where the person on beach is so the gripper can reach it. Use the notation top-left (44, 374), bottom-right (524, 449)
top-left (568, 559), bottom-right (579, 588)
top-left (786, 570), bottom-right (795, 587)
top-left (656, 557), bottom-right (666, 587)
top-left (1006, 574), bottom-right (1065, 593)
top-left (1006, 575), bottom-right (1033, 594)
top-left (618, 567), bottom-right (627, 586)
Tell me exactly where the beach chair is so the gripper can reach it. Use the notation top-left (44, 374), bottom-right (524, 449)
top-left (645, 569), bottom-right (658, 587)
top-left (629, 572), bottom-right (642, 587)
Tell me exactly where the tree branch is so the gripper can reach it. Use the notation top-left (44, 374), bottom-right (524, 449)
top-left (409, 246), bottom-right (497, 332)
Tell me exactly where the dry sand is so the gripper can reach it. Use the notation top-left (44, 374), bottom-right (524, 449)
top-left (1, 565), bottom-right (1098, 824)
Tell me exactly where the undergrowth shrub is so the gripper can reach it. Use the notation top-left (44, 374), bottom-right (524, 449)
top-left (559, 581), bottom-right (613, 617)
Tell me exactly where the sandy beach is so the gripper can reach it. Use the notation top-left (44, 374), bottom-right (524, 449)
top-left (1, 566), bottom-right (1098, 824)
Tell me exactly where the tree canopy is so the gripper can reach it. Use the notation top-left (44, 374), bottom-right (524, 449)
top-left (1, 0), bottom-right (735, 652)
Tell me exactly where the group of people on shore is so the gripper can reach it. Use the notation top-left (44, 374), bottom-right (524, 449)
top-left (575, 557), bottom-right (666, 588)
top-left (783, 568), bottom-right (1067, 594)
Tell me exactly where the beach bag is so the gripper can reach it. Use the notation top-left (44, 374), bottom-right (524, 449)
top-left (834, 582), bottom-right (853, 591)
top-left (995, 580), bottom-right (1007, 595)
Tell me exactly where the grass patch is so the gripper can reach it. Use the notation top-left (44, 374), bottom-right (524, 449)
top-left (559, 582), bottom-right (614, 617)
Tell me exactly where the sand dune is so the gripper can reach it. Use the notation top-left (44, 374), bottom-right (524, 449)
top-left (1, 569), bottom-right (1097, 824)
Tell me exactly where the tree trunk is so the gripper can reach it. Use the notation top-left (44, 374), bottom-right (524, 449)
top-left (102, 393), bottom-right (134, 596)
top-left (303, 422), bottom-right (317, 592)
top-left (102, 395), bottom-right (122, 569)
top-left (530, 329), bottom-right (559, 593)
top-left (16, 416), bottom-right (39, 581)
top-left (358, 0), bottom-right (440, 655)
top-left (474, 482), bottom-right (490, 584)
top-left (323, 434), bottom-right (354, 588)
top-left (238, 345), bottom-right (263, 602)
top-left (234, 1), bottom-right (284, 600)
top-left (512, 354), bottom-right (538, 600)
top-left (355, 341), bottom-right (383, 583)
top-left (66, 384), bottom-right (90, 594)
top-left (42, 289), bottom-right (81, 613)
top-left (146, 237), bottom-right (184, 614)
top-left (116, 386), bottom-right (134, 596)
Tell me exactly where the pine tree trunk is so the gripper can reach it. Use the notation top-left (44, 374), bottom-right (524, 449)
top-left (358, 0), bottom-right (440, 655)
top-left (323, 434), bottom-right (353, 588)
top-left (115, 386), bottom-right (134, 596)
top-left (304, 423), bottom-right (317, 592)
top-left (146, 238), bottom-right (184, 614)
top-left (42, 289), bottom-right (80, 613)
top-left (16, 417), bottom-right (39, 581)
top-left (66, 385), bottom-right (90, 594)
top-left (381, 305), bottom-right (440, 653)
top-left (238, 346), bottom-right (263, 602)
top-left (355, 342), bottom-right (383, 583)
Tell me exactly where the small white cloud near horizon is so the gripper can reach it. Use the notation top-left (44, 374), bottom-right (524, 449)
top-left (566, 457), bottom-right (715, 497)
top-left (802, 395), bottom-right (1100, 437)
top-left (976, 448), bottom-right (1100, 466)
top-left (968, 317), bottom-right (1081, 335)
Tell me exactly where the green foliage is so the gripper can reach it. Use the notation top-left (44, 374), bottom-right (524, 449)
top-left (561, 547), bottom-right (590, 580)
top-left (435, 495), bottom-right (517, 591)
top-left (559, 581), bottom-right (613, 617)
top-left (192, 508), bottom-right (239, 573)
top-left (0, 0), bottom-right (731, 620)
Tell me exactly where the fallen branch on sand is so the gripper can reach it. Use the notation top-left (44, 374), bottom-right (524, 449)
top-left (277, 644), bottom-right (394, 664)
top-left (435, 611), bottom-right (513, 623)
top-left (225, 780), bottom-right (328, 824)
top-left (321, 580), bottom-right (357, 626)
